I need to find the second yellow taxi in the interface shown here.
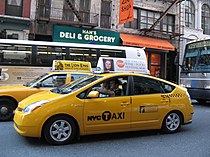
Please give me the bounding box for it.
[14,72,194,145]
[0,71,90,121]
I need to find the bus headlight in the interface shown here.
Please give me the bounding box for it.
[204,85,210,89]
[185,84,191,88]
[23,100,50,114]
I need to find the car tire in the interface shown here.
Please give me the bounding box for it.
[43,115,77,145]
[0,98,16,121]
[161,111,181,134]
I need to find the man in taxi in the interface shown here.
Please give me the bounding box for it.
[94,79,122,97]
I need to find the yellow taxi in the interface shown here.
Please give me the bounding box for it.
[0,71,90,121]
[14,73,194,145]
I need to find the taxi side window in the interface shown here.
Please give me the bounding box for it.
[40,74,66,87]
[133,76,164,95]
[90,76,128,98]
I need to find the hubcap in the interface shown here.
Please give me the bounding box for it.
[50,120,72,142]
[166,113,180,131]
[0,106,8,115]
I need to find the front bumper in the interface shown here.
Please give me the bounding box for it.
[13,110,42,137]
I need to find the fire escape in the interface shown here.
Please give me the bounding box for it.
[31,0,98,40]
[140,0,184,39]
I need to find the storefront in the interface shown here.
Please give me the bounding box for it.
[120,34,176,81]
[0,16,30,40]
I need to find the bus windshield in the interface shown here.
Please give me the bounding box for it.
[182,40,210,72]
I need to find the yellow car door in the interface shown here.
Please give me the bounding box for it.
[84,76,131,134]
[131,76,170,129]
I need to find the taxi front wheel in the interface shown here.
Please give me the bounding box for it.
[43,115,77,145]
[161,112,181,134]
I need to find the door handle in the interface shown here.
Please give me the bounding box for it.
[120,102,130,107]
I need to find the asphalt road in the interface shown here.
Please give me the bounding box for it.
[1,101,210,157]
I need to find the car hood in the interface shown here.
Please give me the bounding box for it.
[18,91,61,109]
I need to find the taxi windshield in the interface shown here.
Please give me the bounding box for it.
[51,75,102,94]
[24,73,48,87]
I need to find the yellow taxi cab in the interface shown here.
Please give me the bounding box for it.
[14,72,194,145]
[0,60,92,121]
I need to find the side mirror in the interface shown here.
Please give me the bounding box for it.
[87,91,99,98]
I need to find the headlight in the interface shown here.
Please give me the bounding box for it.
[22,100,50,114]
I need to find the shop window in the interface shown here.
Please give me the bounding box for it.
[63,0,75,21]
[185,0,195,28]
[5,0,23,17]
[100,0,111,28]
[79,0,91,23]
[202,4,210,35]
[150,53,161,78]
[124,9,138,29]
[125,8,175,33]
[162,15,175,33]
[37,0,51,19]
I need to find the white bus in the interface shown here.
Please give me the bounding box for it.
[0,39,148,85]
[180,38,210,103]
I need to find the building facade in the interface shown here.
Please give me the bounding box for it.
[180,0,210,69]
[0,0,192,82]
[0,0,31,40]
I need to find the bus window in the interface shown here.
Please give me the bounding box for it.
[37,46,66,66]
[0,44,32,65]
[69,48,98,67]
[182,49,198,71]
[100,49,125,58]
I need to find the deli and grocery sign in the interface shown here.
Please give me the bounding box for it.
[53,25,120,46]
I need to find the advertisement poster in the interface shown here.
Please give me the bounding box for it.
[0,66,51,85]
[52,60,92,72]
[97,57,149,74]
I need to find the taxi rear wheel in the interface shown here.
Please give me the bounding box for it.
[162,111,181,134]
[0,99,16,121]
[43,115,77,145]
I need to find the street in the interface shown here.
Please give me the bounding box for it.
[1,101,210,157]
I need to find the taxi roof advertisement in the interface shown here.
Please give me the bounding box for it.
[97,57,149,74]
[52,60,92,72]
[53,25,120,46]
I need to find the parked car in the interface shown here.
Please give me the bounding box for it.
[14,72,194,145]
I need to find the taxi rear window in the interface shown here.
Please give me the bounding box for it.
[159,81,175,93]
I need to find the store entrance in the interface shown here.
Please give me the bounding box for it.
[146,52,164,79]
